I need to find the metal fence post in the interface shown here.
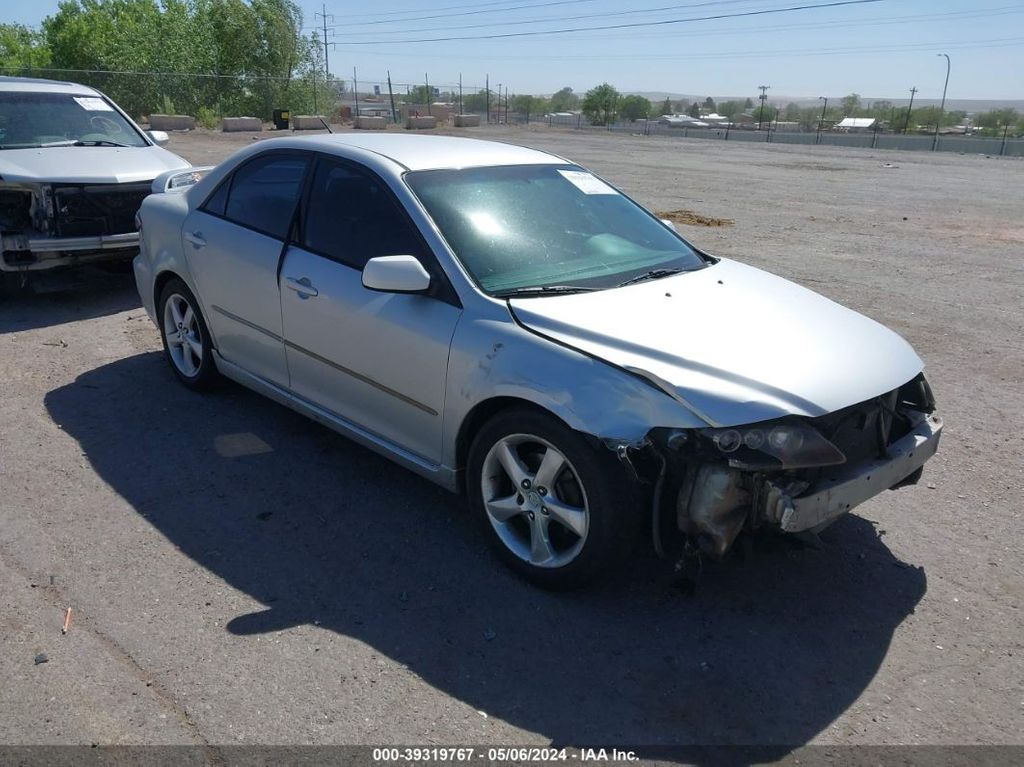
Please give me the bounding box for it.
[1000,125,1009,156]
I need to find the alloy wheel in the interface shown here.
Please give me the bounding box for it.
[481,434,590,568]
[162,292,203,377]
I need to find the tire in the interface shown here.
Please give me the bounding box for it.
[157,277,219,390]
[467,407,636,589]
[0,271,26,297]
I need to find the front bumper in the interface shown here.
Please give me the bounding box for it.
[1,232,140,272]
[763,412,943,533]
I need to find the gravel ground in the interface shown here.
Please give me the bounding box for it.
[1,125,1022,757]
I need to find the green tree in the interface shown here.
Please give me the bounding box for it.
[702,96,715,111]
[549,86,579,112]
[407,85,433,104]
[974,108,1019,136]
[659,97,673,115]
[581,82,619,125]
[841,92,862,116]
[744,97,754,110]
[716,100,744,119]
[510,94,548,116]
[783,102,801,121]
[0,23,52,70]
[619,94,651,121]
[687,102,701,119]
[42,0,320,119]
[460,90,488,113]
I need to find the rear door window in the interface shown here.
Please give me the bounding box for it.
[217,154,309,240]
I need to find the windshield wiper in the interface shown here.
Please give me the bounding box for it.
[492,284,598,298]
[615,267,687,288]
[39,139,132,148]
[71,139,132,147]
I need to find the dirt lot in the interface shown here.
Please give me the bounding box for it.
[1,125,1022,757]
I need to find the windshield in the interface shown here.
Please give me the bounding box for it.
[405,164,706,295]
[0,91,148,149]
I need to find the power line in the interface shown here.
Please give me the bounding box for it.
[341,35,1024,61]
[337,4,1023,42]
[303,0,604,28]
[326,0,759,31]
[334,0,888,45]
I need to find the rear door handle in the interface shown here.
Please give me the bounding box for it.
[285,276,318,298]
[184,230,206,248]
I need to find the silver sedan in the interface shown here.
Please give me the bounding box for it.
[134,134,941,588]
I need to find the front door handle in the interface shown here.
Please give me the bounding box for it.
[285,276,319,298]
[184,230,206,248]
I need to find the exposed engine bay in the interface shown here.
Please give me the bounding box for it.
[0,180,149,272]
[633,372,941,561]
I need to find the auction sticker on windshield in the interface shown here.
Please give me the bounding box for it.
[73,96,114,111]
[558,169,617,195]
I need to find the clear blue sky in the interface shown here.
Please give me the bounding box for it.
[10,0,1023,100]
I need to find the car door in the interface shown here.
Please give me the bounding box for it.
[182,151,310,387]
[279,156,462,464]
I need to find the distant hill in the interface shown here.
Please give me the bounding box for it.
[626,92,1024,113]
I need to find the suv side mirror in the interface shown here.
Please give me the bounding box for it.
[660,218,678,233]
[148,130,170,146]
[362,255,431,294]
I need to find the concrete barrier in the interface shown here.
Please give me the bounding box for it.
[454,114,480,127]
[149,114,196,131]
[354,116,387,130]
[291,115,329,130]
[406,116,438,130]
[222,117,262,132]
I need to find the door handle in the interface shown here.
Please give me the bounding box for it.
[285,276,319,298]
[184,230,206,248]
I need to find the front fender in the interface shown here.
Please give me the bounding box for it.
[442,316,705,470]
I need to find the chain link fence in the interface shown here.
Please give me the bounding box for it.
[510,112,1024,157]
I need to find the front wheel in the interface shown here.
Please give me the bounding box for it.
[158,277,219,390]
[467,408,636,589]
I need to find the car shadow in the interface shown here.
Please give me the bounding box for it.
[0,268,139,334]
[45,352,927,758]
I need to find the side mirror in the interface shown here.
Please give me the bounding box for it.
[362,255,431,294]
[148,130,170,146]
[660,218,678,233]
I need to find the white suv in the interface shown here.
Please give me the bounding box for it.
[0,76,190,283]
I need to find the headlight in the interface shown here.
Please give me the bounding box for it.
[700,420,845,470]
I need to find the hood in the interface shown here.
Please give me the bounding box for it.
[0,145,190,184]
[509,258,923,427]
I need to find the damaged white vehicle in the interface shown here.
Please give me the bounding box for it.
[133,134,941,588]
[0,77,190,284]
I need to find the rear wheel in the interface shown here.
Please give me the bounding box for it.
[468,408,635,588]
[158,277,219,390]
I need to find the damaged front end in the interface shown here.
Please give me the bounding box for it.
[640,373,942,559]
[1,180,149,273]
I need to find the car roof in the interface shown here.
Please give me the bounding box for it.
[284,133,567,171]
[0,76,101,96]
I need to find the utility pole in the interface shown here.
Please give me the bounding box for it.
[933,53,950,151]
[458,73,463,115]
[757,84,770,130]
[903,86,917,135]
[315,4,333,81]
[425,73,431,117]
[816,96,828,144]
[352,66,359,118]
[386,70,397,123]
[485,74,490,124]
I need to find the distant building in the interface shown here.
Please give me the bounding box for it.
[657,114,709,128]
[835,117,877,132]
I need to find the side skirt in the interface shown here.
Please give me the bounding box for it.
[212,351,459,492]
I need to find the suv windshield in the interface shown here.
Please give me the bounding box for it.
[0,91,148,149]
[405,164,706,295]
